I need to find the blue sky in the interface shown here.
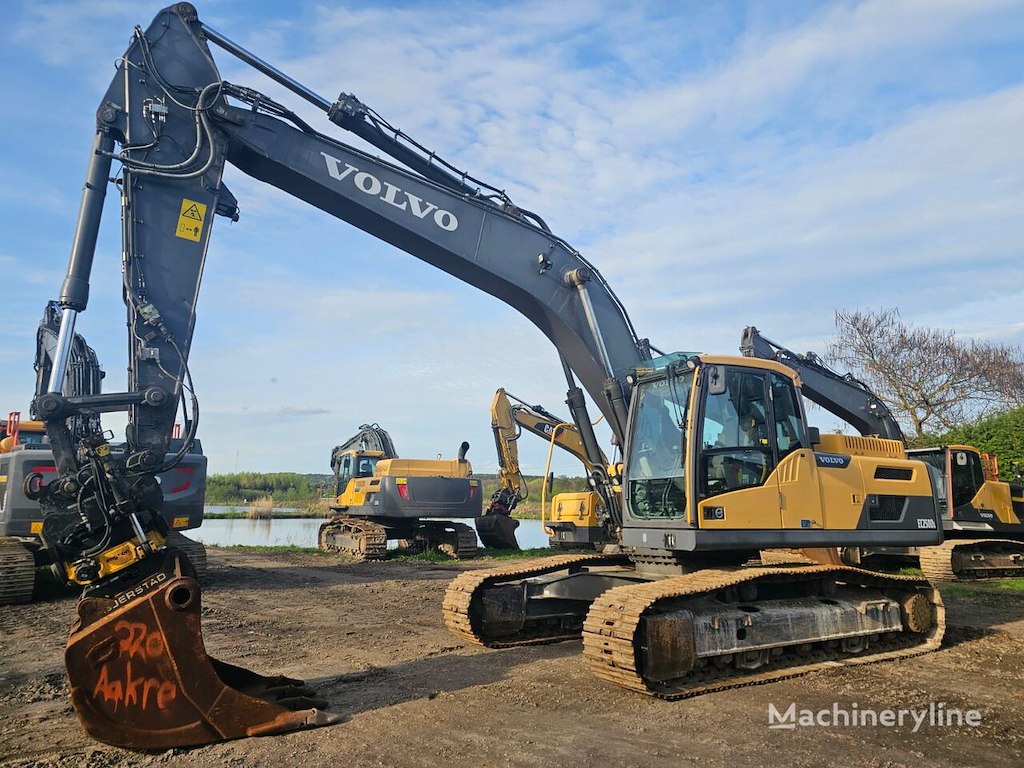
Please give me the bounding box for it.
[0,0,1021,476]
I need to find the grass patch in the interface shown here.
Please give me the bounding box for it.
[895,566,924,577]
[246,496,275,519]
[216,544,326,554]
[942,578,1024,599]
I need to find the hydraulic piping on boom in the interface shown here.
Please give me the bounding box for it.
[37,5,944,749]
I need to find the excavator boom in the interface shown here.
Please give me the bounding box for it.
[33,10,644,745]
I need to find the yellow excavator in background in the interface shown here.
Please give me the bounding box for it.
[487,388,613,549]
[317,423,502,559]
[740,326,1024,581]
[893,445,1024,580]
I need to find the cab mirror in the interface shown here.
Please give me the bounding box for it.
[706,365,727,395]
[807,426,821,446]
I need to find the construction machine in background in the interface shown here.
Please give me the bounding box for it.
[740,325,1024,581]
[317,423,493,559]
[902,445,1024,580]
[32,5,944,748]
[0,304,207,605]
[487,387,614,549]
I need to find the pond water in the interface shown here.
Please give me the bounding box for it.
[191,510,552,550]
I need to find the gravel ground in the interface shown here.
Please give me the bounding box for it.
[1,548,1022,768]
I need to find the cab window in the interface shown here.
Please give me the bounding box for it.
[770,373,803,456]
[950,450,984,508]
[336,454,354,493]
[700,368,770,498]
[625,371,691,519]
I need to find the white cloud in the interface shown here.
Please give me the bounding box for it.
[1,0,1021,474]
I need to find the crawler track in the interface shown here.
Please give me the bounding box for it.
[430,521,479,560]
[318,517,388,560]
[0,537,35,605]
[581,565,944,699]
[443,553,632,647]
[165,530,208,583]
[918,538,1024,582]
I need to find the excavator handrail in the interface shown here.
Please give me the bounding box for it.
[540,421,577,537]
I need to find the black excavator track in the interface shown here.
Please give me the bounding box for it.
[165,530,209,583]
[443,553,634,647]
[918,538,1024,581]
[319,517,479,560]
[0,537,35,605]
[426,521,479,560]
[444,557,944,698]
[318,517,389,560]
[581,565,944,699]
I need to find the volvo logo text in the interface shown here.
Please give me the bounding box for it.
[814,453,851,469]
[320,152,459,232]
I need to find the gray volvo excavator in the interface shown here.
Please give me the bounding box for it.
[31,4,944,749]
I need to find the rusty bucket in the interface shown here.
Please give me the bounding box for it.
[64,551,340,749]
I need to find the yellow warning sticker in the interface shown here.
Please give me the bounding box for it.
[176,198,207,242]
[172,516,190,529]
[30,521,43,534]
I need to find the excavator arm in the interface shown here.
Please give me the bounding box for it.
[34,4,648,748]
[487,389,530,516]
[486,387,604,509]
[330,423,399,476]
[739,326,905,441]
[488,388,618,549]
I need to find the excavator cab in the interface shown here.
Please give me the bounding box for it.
[333,450,383,493]
[620,354,945,553]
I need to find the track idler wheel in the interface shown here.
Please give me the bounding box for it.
[900,592,934,633]
[64,552,340,749]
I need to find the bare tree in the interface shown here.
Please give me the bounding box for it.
[827,308,1024,439]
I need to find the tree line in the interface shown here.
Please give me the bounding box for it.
[206,471,589,505]
[207,472,320,503]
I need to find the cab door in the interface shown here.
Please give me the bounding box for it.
[696,366,782,530]
[335,453,354,498]
[769,373,824,530]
